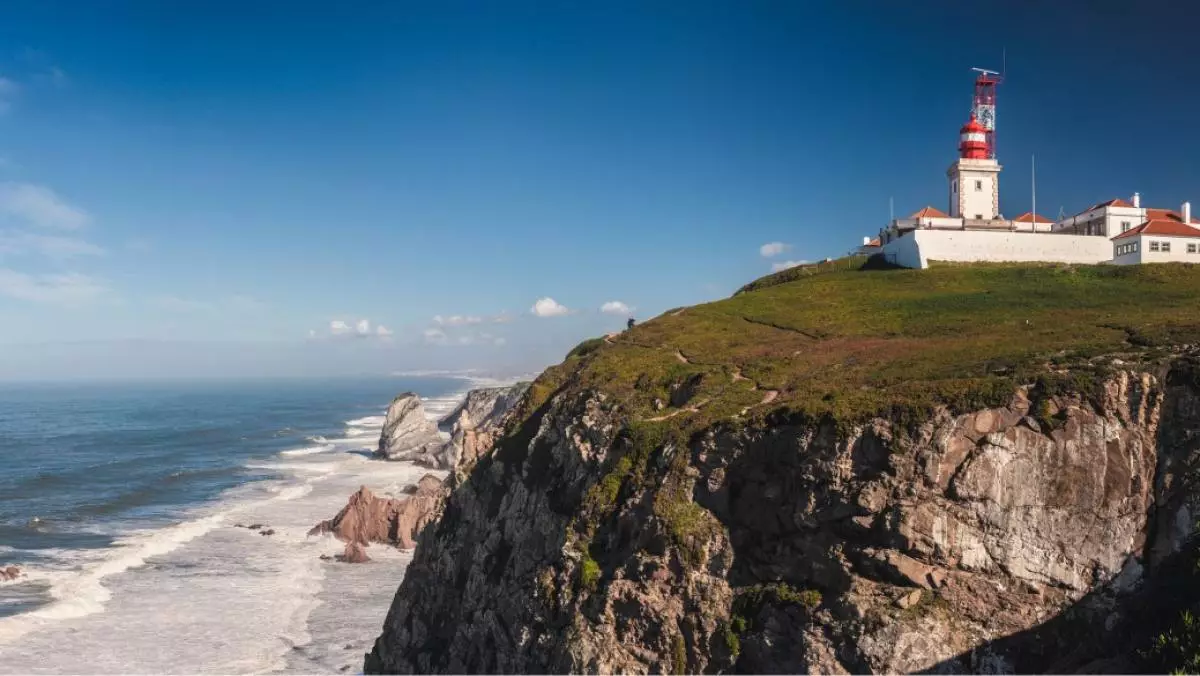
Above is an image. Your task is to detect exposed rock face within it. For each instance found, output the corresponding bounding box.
[435,382,530,477]
[366,360,1200,674]
[374,393,445,464]
[0,565,21,582]
[309,475,443,550]
[338,542,372,564]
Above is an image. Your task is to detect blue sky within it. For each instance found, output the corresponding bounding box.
[1,1,1198,379]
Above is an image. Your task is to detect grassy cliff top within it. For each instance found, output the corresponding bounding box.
[531,262,1200,437]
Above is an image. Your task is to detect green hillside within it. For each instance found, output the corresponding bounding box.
[535,261,1200,438]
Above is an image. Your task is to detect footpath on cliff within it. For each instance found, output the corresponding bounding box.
[364,259,1200,675]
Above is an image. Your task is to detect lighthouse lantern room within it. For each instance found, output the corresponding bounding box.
[947,116,1002,220]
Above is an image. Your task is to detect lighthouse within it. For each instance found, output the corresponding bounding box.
[947,112,1002,220]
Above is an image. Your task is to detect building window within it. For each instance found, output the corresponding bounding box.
[1163,241,1171,253]
[1121,221,1131,232]
[952,180,957,194]
[1150,241,1161,252]
[1189,243,1198,254]
[975,214,983,220]
[974,180,982,191]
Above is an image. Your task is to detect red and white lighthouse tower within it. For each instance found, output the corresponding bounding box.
[947,69,1004,220]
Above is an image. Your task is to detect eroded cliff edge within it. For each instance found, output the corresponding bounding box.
[365,263,1200,673]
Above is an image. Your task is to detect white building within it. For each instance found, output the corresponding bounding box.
[1110,204,1200,265]
[1054,192,1186,237]
[865,91,1200,270]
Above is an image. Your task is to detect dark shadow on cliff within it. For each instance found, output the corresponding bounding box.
[915,541,1200,673]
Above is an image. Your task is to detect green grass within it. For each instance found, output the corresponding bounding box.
[523,262,1200,444]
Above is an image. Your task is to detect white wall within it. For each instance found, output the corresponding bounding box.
[1112,239,1141,265]
[948,159,1000,219]
[1120,234,1200,265]
[881,228,925,268]
[882,230,1113,269]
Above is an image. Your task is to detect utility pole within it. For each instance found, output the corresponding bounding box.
[1031,155,1037,230]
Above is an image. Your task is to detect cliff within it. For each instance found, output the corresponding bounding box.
[438,383,531,481]
[365,263,1200,673]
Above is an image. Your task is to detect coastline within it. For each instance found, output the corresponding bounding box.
[0,375,506,674]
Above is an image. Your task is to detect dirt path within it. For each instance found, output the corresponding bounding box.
[644,397,711,423]
[674,350,690,364]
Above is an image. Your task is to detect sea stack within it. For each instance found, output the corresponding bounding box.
[373,392,444,464]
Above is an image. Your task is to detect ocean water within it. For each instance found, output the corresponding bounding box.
[0,375,473,674]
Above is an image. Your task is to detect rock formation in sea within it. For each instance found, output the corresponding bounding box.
[309,475,443,550]
[362,264,1200,674]
[372,383,530,472]
[373,393,445,464]
[337,542,372,564]
[0,565,21,582]
[435,382,531,478]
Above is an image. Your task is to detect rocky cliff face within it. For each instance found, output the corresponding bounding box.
[437,382,531,480]
[374,393,445,464]
[365,357,1200,673]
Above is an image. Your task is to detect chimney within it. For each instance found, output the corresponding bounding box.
[1132,192,1141,208]
[1184,201,1192,224]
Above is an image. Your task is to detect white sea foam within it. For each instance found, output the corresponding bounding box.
[0,384,473,673]
[345,415,386,427]
[278,443,336,457]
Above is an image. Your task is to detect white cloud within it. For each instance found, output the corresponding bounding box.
[760,242,790,258]
[770,259,810,272]
[531,297,570,317]
[0,268,108,304]
[493,336,507,346]
[492,313,514,323]
[0,231,105,259]
[0,183,90,230]
[600,300,633,316]
[423,327,447,344]
[432,314,484,327]
[321,318,391,340]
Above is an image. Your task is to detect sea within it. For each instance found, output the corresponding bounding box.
[0,374,483,674]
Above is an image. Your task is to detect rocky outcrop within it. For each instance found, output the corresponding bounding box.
[309,475,443,550]
[0,565,21,582]
[374,393,445,464]
[435,382,530,478]
[365,359,1200,674]
[338,542,372,564]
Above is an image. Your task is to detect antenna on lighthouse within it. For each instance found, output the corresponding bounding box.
[970,67,1003,159]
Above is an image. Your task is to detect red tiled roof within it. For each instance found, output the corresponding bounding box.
[1145,208,1182,222]
[1092,198,1134,210]
[867,237,880,247]
[1111,219,1200,240]
[1013,212,1053,223]
[910,206,949,219]
[1073,197,1134,218]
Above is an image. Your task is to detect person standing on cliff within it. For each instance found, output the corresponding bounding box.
[626,317,635,331]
